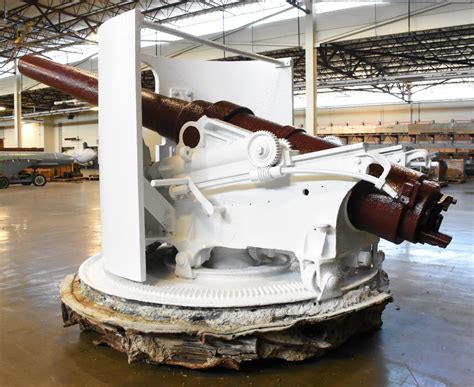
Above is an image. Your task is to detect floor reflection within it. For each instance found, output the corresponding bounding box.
[0,180,472,386]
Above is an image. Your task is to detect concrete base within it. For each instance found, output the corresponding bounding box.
[61,274,391,370]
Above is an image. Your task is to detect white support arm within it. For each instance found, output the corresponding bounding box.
[143,176,176,233]
[150,176,217,216]
[280,167,399,199]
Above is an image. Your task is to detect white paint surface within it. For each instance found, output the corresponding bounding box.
[94,9,294,283]
[98,11,146,282]
[141,55,293,125]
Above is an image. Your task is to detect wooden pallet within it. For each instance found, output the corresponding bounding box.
[445,159,466,183]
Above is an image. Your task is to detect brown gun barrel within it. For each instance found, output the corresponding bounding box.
[18,55,336,153]
[18,55,455,248]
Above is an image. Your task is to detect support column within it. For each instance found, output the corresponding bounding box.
[407,83,413,123]
[305,0,317,135]
[43,117,56,152]
[13,59,22,148]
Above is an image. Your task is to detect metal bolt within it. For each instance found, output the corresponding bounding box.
[176,253,188,267]
[326,275,340,290]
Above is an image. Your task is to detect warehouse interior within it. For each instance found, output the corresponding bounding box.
[0,1,473,386]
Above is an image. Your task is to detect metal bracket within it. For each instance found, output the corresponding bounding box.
[143,176,176,233]
[151,176,223,216]
[170,88,193,101]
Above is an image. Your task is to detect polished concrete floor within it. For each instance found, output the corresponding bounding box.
[0,180,472,386]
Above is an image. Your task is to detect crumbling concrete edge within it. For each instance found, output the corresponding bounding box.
[60,274,392,370]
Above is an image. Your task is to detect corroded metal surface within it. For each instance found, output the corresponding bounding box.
[18,55,336,151]
[61,274,391,370]
[349,164,455,247]
[18,55,98,106]
[18,55,455,248]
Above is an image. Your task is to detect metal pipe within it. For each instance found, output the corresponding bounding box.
[168,7,294,58]
[142,21,284,67]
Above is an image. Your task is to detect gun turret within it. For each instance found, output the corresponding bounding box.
[18,55,455,248]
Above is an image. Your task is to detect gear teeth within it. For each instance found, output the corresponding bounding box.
[278,138,292,150]
[248,130,281,168]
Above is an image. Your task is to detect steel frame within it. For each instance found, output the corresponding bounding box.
[223,24,473,100]
[0,4,472,116]
[0,0,255,76]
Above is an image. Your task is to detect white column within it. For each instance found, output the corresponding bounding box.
[43,117,56,152]
[13,59,22,147]
[407,84,413,123]
[305,0,317,136]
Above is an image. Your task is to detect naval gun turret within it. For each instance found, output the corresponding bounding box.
[18,54,456,369]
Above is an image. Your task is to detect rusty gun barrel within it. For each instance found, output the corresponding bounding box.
[18,55,335,153]
[18,55,455,248]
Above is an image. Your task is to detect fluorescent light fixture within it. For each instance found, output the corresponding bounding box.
[54,99,83,106]
[0,106,6,111]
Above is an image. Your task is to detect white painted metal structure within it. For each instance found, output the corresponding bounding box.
[95,10,292,285]
[99,10,146,281]
[146,117,397,302]
[81,10,429,308]
[142,56,293,126]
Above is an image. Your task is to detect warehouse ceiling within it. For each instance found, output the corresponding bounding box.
[0,0,254,74]
[0,1,473,117]
[225,23,474,100]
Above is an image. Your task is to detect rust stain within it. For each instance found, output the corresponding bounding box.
[18,55,455,248]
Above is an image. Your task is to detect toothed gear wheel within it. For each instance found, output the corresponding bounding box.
[278,138,292,151]
[323,135,344,146]
[248,131,281,168]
